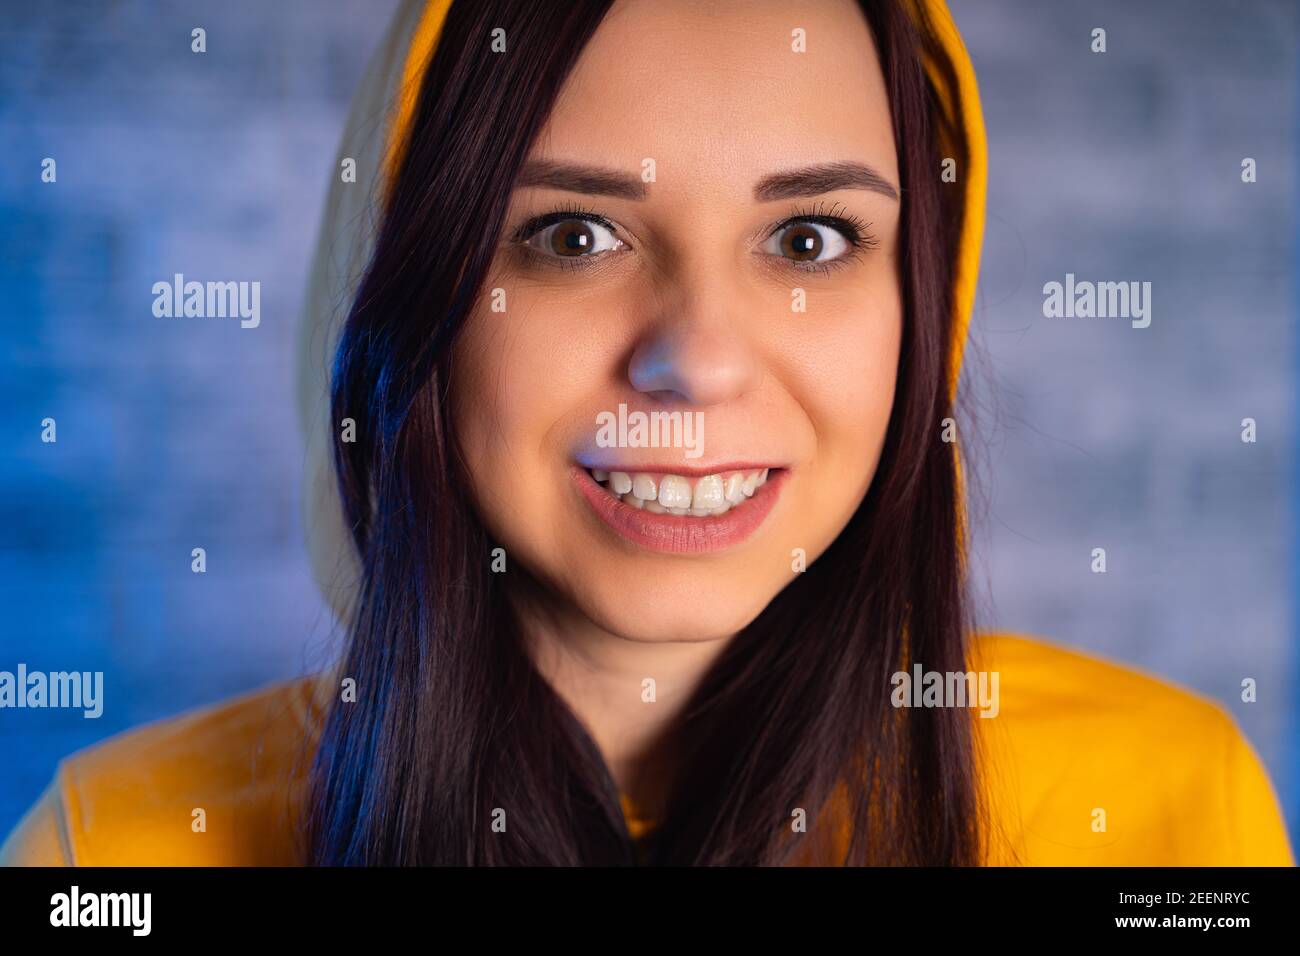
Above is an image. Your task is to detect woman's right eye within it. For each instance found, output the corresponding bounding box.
[521,217,625,259]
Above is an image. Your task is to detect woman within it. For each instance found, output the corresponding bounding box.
[3,0,1293,866]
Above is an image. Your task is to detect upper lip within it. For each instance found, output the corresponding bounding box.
[575,461,785,476]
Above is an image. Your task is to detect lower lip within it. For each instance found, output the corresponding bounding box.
[572,465,787,555]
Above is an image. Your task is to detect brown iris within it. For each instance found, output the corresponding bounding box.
[549,221,595,256]
[780,224,822,261]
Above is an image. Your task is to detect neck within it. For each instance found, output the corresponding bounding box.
[509,573,734,821]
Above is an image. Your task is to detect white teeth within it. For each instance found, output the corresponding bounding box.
[691,475,725,510]
[723,473,746,505]
[631,474,657,501]
[658,475,693,509]
[588,467,777,518]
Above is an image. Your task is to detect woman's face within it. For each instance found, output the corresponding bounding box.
[452,0,902,643]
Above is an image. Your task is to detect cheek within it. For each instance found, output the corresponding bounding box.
[776,278,903,485]
[450,304,558,530]
[449,287,619,557]
[452,283,620,460]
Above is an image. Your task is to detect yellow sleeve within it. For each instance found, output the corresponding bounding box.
[1220,712,1295,866]
[0,766,76,866]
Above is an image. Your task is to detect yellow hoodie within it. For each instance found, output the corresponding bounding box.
[1,0,1293,867]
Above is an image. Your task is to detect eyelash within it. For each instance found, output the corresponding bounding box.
[511,202,619,272]
[510,199,877,274]
[762,200,878,275]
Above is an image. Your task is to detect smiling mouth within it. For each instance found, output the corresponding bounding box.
[572,464,787,554]
[585,466,774,515]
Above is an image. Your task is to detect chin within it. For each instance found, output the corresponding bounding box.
[573,571,783,644]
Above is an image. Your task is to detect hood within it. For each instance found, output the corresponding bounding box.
[296,0,986,620]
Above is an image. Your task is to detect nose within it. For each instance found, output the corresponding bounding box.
[627,283,763,407]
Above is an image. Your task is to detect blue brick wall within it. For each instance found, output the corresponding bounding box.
[951,0,1297,843]
[0,0,401,831]
[0,0,1295,848]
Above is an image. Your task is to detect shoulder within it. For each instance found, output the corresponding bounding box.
[0,673,331,866]
[970,632,1295,866]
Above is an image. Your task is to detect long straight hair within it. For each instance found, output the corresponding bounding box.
[307,0,981,865]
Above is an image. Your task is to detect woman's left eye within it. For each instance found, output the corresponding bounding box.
[762,220,855,265]
[522,217,625,259]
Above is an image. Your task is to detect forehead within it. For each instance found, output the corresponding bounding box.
[534,0,899,194]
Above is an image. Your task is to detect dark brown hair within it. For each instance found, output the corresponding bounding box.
[308,0,982,865]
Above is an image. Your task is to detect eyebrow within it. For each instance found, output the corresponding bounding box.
[516,160,648,200]
[754,161,899,202]
[514,158,900,203]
